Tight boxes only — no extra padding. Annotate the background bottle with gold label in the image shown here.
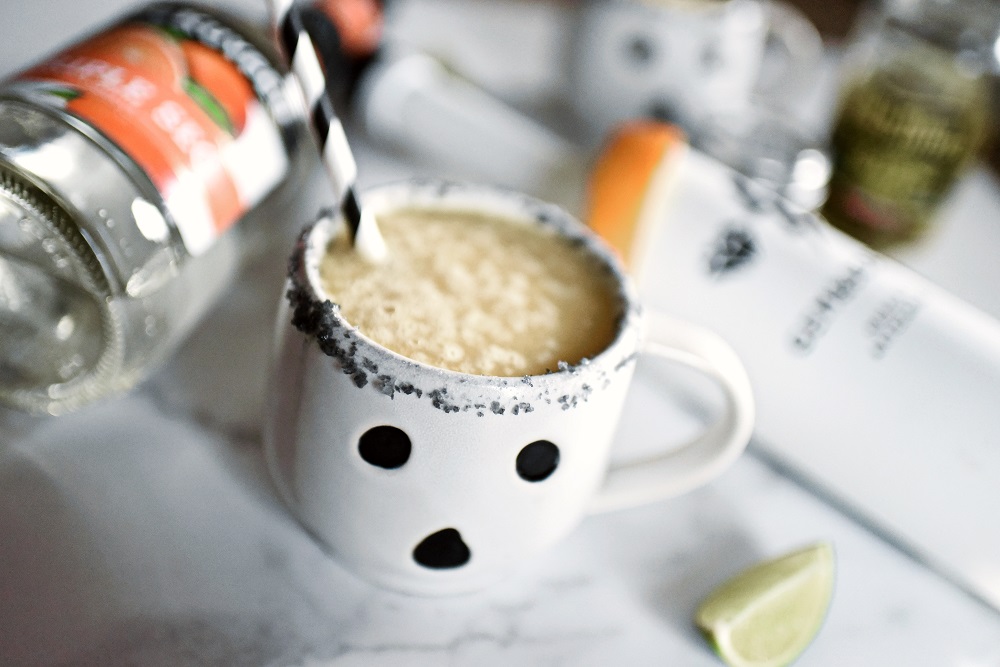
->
[822,0,996,249]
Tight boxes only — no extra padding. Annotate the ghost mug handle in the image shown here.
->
[589,311,755,513]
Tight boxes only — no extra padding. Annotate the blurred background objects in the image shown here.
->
[822,0,999,248]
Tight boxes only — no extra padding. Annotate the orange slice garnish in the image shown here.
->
[585,121,688,273]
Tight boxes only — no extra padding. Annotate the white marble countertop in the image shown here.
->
[2,1,1000,665]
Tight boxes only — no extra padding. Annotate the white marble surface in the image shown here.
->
[3,1,1000,665]
[4,331,1000,665]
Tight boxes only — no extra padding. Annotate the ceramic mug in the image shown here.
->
[264,180,755,595]
[568,0,823,139]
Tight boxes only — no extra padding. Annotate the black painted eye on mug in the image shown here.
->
[624,33,657,66]
[359,425,412,469]
[516,440,560,482]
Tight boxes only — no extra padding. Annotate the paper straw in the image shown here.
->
[271,0,387,262]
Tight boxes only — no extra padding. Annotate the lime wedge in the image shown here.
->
[695,542,835,667]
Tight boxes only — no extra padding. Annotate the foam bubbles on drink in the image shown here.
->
[319,209,621,377]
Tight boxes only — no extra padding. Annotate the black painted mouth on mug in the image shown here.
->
[646,99,680,124]
[413,528,471,569]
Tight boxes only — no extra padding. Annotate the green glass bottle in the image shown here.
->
[822,0,995,249]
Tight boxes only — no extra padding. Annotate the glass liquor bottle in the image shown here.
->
[0,3,305,414]
[822,0,997,248]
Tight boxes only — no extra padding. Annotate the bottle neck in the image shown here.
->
[0,166,121,413]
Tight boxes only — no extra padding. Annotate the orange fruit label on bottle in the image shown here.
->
[11,16,288,256]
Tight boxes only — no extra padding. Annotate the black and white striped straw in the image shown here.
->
[271,0,387,262]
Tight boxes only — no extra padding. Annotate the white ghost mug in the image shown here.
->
[264,180,754,595]
[568,0,823,140]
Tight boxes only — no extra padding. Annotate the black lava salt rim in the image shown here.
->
[284,179,643,416]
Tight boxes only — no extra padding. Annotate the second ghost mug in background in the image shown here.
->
[569,0,823,140]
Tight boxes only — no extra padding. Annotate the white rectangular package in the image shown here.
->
[636,148,1000,610]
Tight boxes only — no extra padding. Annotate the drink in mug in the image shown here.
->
[318,206,621,377]
[266,180,754,595]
